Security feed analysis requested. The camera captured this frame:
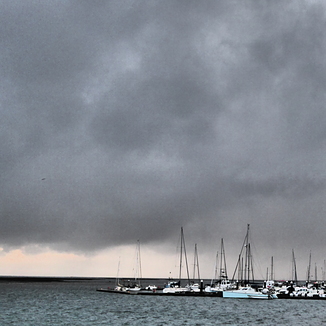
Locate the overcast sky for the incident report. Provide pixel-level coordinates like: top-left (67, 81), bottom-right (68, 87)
top-left (1, 0), bottom-right (326, 280)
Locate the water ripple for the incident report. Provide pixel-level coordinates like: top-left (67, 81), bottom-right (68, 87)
top-left (1, 281), bottom-right (326, 325)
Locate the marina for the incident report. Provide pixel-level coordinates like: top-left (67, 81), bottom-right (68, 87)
top-left (96, 225), bottom-right (326, 300)
top-left (96, 287), bottom-right (221, 296)
top-left (96, 279), bottom-right (326, 300)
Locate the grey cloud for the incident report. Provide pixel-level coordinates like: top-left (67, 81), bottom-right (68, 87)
top-left (1, 0), bottom-right (326, 276)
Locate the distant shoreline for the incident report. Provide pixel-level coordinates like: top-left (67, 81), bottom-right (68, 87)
top-left (0, 276), bottom-right (112, 282)
top-left (0, 276), bottom-right (312, 286)
top-left (0, 276), bottom-right (168, 283)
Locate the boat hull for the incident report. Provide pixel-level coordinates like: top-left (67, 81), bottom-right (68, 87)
top-left (223, 290), bottom-right (277, 299)
top-left (96, 288), bottom-right (221, 296)
top-left (223, 291), bottom-right (256, 299)
top-left (248, 293), bottom-right (277, 299)
top-left (277, 293), bottom-right (326, 300)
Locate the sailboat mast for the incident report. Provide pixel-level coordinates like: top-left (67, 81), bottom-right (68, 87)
top-left (116, 257), bottom-right (121, 286)
top-left (231, 224), bottom-right (250, 284)
top-left (292, 249), bottom-right (298, 284)
top-left (244, 246), bottom-right (248, 283)
top-left (248, 243), bottom-right (254, 283)
top-left (213, 251), bottom-right (218, 284)
top-left (219, 238), bottom-right (228, 280)
top-left (231, 253), bottom-right (240, 282)
top-left (193, 243), bottom-right (200, 282)
top-left (137, 240), bottom-right (142, 286)
top-left (315, 263), bottom-right (317, 282)
top-left (179, 227), bottom-right (190, 284)
top-left (232, 224), bottom-right (253, 283)
top-left (244, 224), bottom-right (250, 284)
top-left (179, 228), bottom-right (183, 282)
top-left (240, 256), bottom-right (243, 283)
top-left (183, 229), bottom-right (190, 283)
top-left (307, 251), bottom-right (312, 283)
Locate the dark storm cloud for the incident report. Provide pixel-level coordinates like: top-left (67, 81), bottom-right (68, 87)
top-left (1, 0), bottom-right (326, 273)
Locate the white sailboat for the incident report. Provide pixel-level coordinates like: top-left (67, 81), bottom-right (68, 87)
top-left (115, 240), bottom-right (142, 292)
top-left (189, 243), bottom-right (201, 292)
top-left (126, 240), bottom-right (142, 292)
top-left (205, 238), bottom-right (235, 293)
top-left (223, 224), bottom-right (277, 299)
top-left (163, 227), bottom-right (192, 293)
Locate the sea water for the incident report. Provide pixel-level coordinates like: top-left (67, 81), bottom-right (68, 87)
top-left (1, 279), bottom-right (326, 325)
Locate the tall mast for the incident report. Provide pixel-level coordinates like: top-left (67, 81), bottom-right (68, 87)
top-left (137, 240), bottom-right (142, 286)
top-left (210, 251), bottom-right (219, 286)
top-left (266, 257), bottom-right (273, 281)
top-left (192, 243), bottom-right (200, 282)
top-left (232, 253), bottom-right (242, 282)
top-left (179, 228), bottom-right (183, 282)
top-left (244, 224), bottom-right (250, 284)
top-left (315, 263), bottom-right (317, 282)
top-left (219, 238), bottom-right (228, 280)
top-left (214, 251), bottom-right (219, 282)
top-left (292, 249), bottom-right (298, 284)
top-left (240, 256), bottom-right (243, 283)
top-left (248, 243), bottom-right (254, 283)
top-left (231, 224), bottom-right (251, 284)
top-left (132, 240), bottom-right (143, 287)
top-left (179, 227), bottom-right (190, 284)
top-left (116, 257), bottom-right (121, 286)
top-left (307, 251), bottom-right (312, 283)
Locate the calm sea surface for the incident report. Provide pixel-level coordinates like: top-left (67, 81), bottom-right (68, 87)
top-left (1, 279), bottom-right (326, 325)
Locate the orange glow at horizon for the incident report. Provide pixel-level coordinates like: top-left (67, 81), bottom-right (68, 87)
top-left (0, 245), bottom-right (183, 278)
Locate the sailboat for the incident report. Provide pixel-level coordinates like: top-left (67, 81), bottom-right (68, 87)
top-left (189, 243), bottom-right (201, 292)
top-left (205, 238), bottom-right (235, 294)
top-left (223, 225), bottom-right (277, 299)
top-left (163, 227), bottom-right (192, 293)
top-left (306, 251), bottom-right (312, 287)
top-left (125, 240), bottom-right (142, 292)
top-left (276, 249), bottom-right (298, 297)
top-left (114, 240), bottom-right (142, 292)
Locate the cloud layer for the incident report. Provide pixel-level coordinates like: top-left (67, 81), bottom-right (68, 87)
top-left (1, 1), bottom-right (326, 276)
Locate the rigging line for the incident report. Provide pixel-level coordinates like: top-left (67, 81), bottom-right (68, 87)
top-left (181, 227), bottom-right (190, 283)
top-left (210, 251), bottom-right (218, 286)
top-left (247, 227), bottom-right (266, 281)
top-left (231, 224), bottom-right (250, 281)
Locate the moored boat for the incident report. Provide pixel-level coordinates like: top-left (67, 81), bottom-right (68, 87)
top-left (223, 286), bottom-right (277, 299)
top-left (162, 280), bottom-right (191, 293)
top-left (223, 286), bottom-right (257, 298)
